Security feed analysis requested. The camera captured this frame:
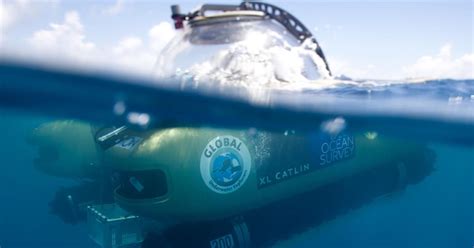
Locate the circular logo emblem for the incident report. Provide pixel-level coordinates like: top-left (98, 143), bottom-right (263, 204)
top-left (200, 136), bottom-right (251, 194)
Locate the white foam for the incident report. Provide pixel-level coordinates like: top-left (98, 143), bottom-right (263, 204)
top-left (166, 31), bottom-right (342, 102)
top-left (186, 32), bottom-right (320, 87)
top-left (157, 28), bottom-right (442, 104)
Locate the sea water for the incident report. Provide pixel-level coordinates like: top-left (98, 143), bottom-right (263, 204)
top-left (0, 63), bottom-right (473, 247)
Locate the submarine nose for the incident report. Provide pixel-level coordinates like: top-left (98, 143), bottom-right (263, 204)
top-left (28, 121), bottom-right (100, 178)
top-left (28, 125), bottom-right (61, 175)
top-left (32, 141), bottom-right (60, 173)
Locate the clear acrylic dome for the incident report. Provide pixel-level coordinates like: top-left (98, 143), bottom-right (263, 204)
top-left (154, 16), bottom-right (330, 87)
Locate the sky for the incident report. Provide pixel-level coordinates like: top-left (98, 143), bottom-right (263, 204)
top-left (0, 0), bottom-right (473, 80)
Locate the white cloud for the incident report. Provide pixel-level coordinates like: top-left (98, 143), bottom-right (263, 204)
top-left (148, 22), bottom-right (175, 53)
top-left (113, 36), bottom-right (143, 54)
top-left (24, 10), bottom-right (176, 76)
top-left (402, 44), bottom-right (474, 79)
top-left (109, 23), bottom-right (176, 74)
top-left (29, 11), bottom-right (96, 62)
top-left (0, 0), bottom-right (33, 33)
top-left (329, 58), bottom-right (377, 79)
top-left (102, 0), bottom-right (125, 16)
top-left (111, 36), bottom-right (155, 73)
top-left (330, 44), bottom-right (473, 80)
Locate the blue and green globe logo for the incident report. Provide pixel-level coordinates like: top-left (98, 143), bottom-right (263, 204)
top-left (210, 152), bottom-right (243, 187)
top-left (200, 135), bottom-right (251, 194)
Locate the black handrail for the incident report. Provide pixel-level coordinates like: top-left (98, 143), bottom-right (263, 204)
top-left (171, 1), bottom-right (332, 76)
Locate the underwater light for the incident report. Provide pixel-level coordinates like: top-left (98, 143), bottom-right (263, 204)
top-left (365, 131), bottom-right (379, 140)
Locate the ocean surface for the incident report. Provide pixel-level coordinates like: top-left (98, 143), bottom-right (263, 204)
top-left (0, 62), bottom-right (473, 247)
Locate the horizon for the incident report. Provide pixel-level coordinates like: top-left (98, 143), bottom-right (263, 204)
top-left (1, 0), bottom-right (473, 80)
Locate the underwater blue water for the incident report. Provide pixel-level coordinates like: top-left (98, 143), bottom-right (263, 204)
top-left (0, 63), bottom-right (473, 247)
top-left (276, 143), bottom-right (473, 248)
top-left (0, 112), bottom-right (96, 248)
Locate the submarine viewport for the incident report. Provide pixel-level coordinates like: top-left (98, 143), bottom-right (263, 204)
top-left (155, 1), bottom-right (333, 87)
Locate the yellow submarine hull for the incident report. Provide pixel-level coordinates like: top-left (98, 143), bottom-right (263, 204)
top-left (30, 121), bottom-right (431, 222)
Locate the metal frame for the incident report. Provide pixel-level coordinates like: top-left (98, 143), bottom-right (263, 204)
top-left (171, 1), bottom-right (332, 76)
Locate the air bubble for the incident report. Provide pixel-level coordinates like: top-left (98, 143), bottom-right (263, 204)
top-left (127, 112), bottom-right (150, 126)
top-left (113, 101), bottom-right (126, 115)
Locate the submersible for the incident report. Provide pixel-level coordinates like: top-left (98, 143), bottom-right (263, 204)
top-left (28, 2), bottom-right (435, 248)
